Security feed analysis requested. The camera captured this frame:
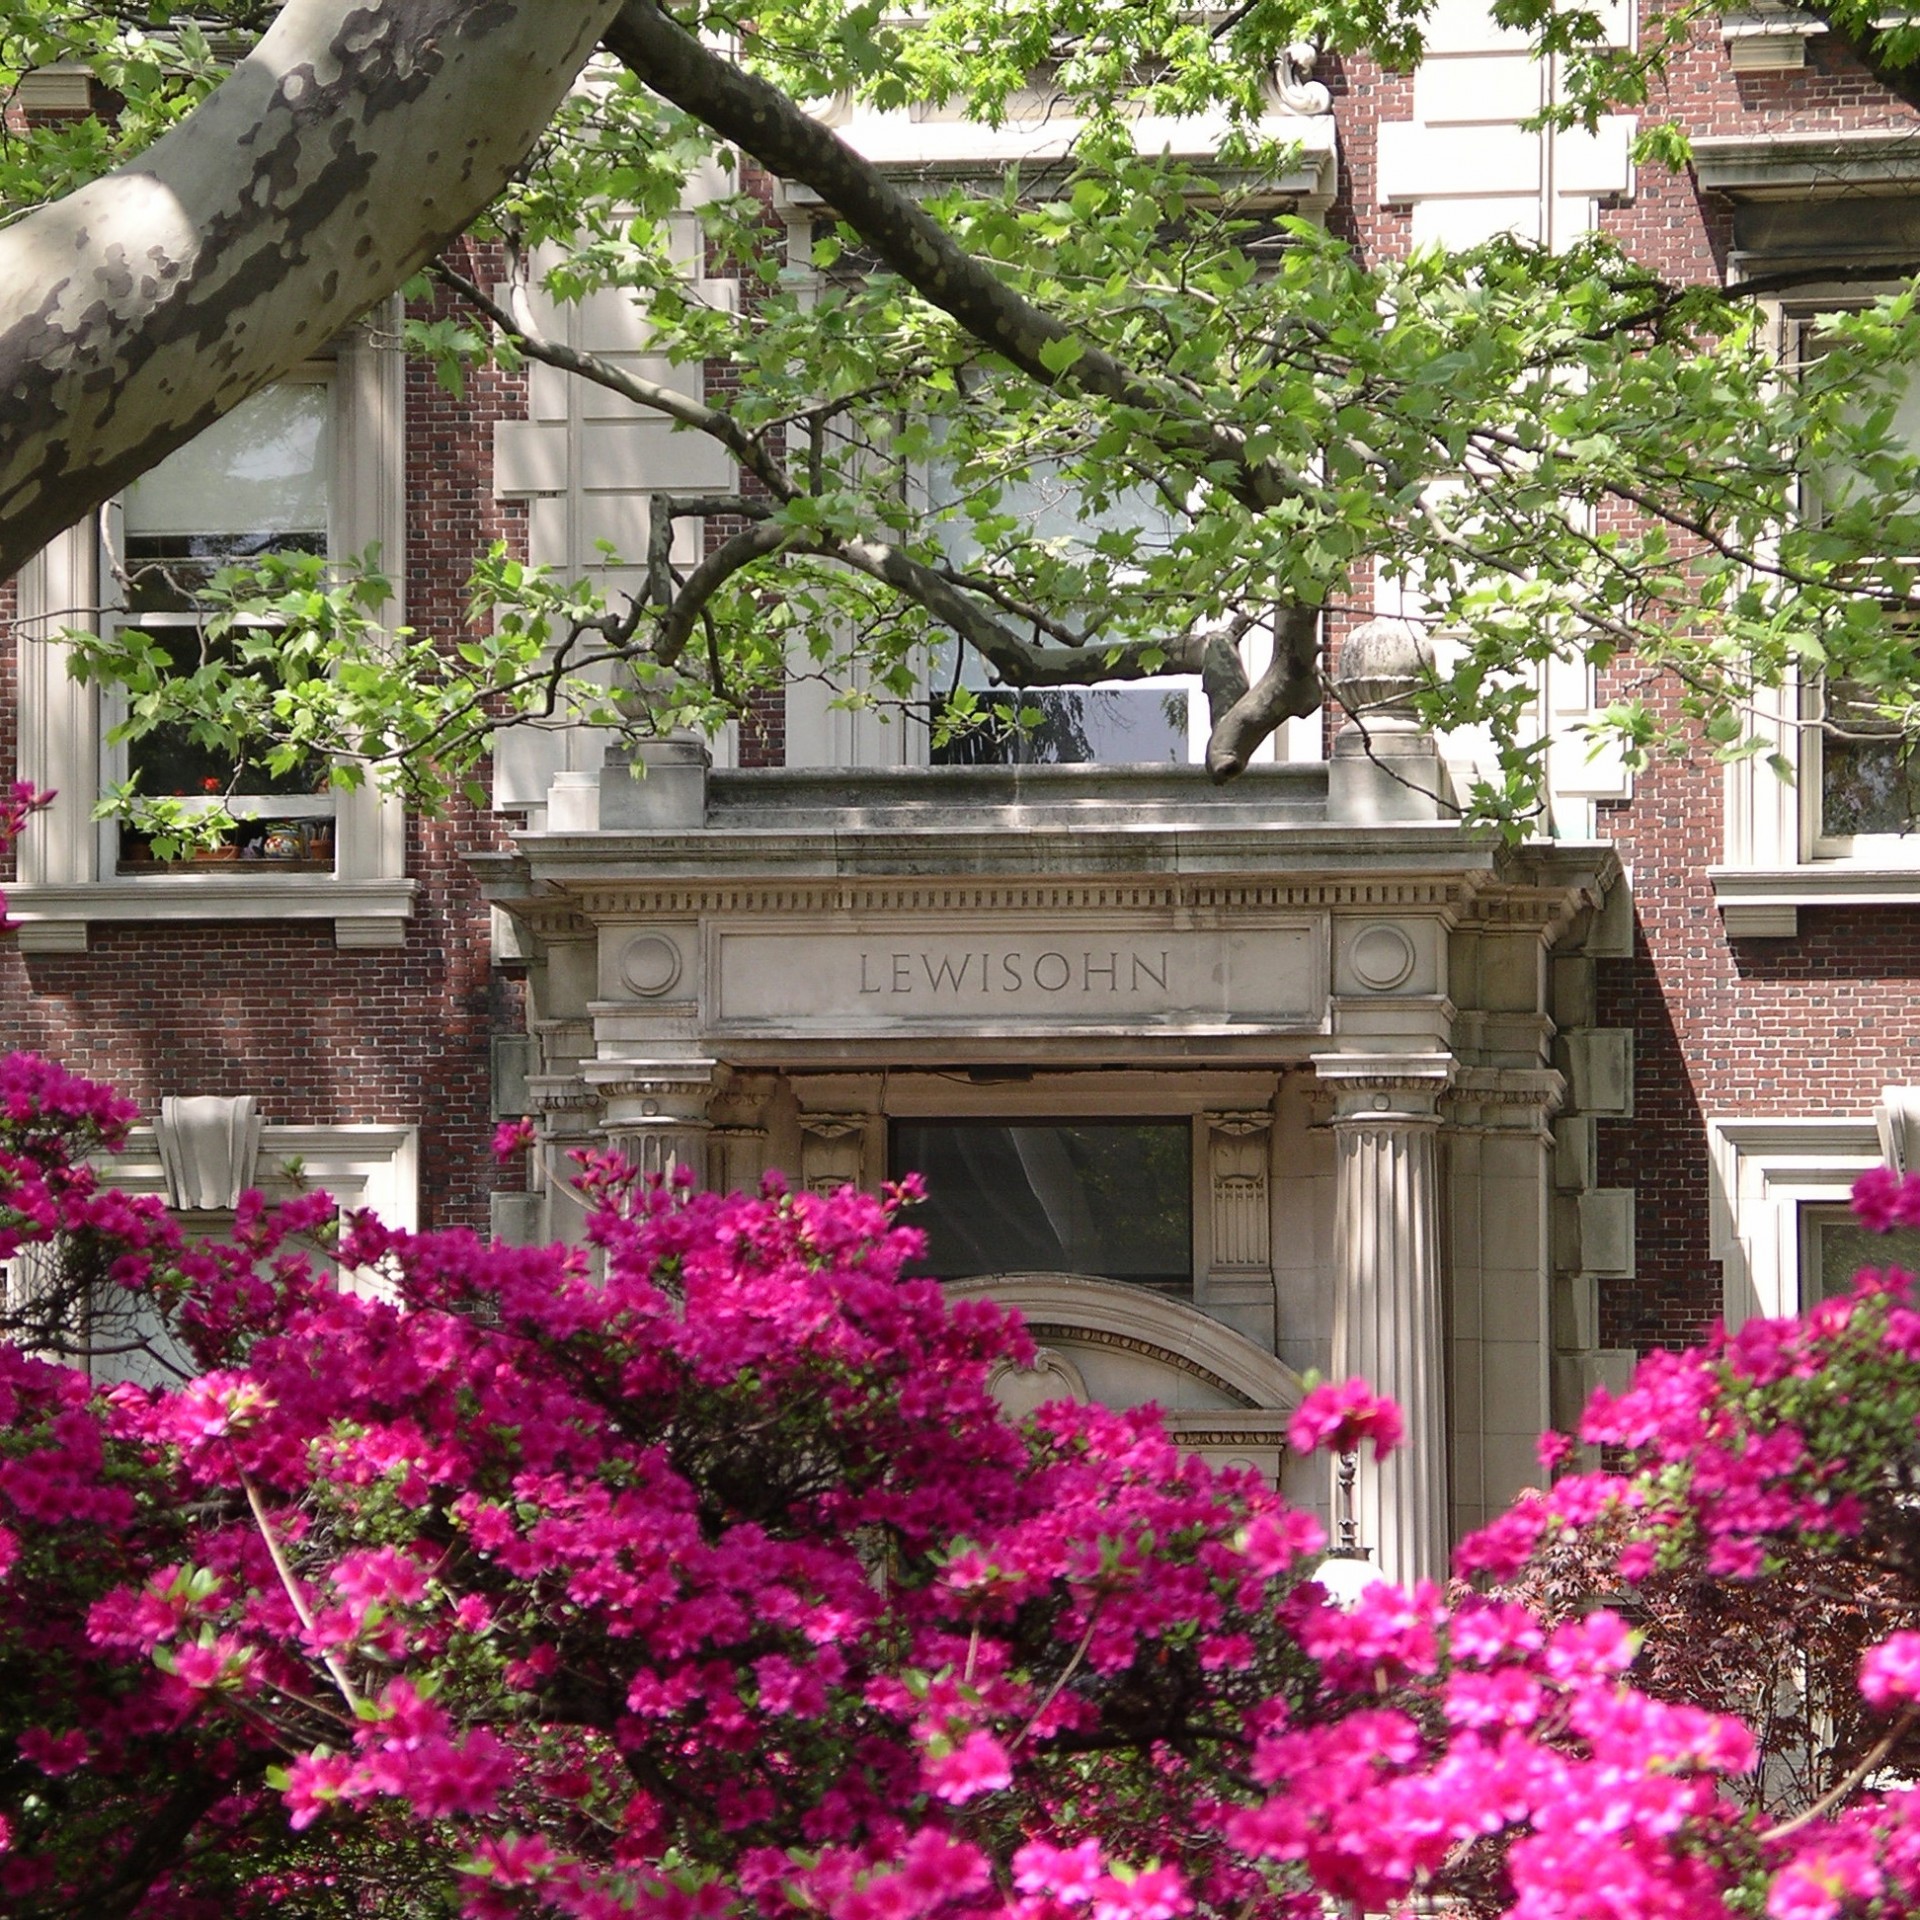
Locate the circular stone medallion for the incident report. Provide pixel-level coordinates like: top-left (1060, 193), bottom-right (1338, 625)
top-left (619, 933), bottom-right (683, 998)
top-left (1349, 922), bottom-right (1417, 993)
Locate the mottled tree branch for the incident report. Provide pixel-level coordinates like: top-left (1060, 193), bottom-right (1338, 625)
top-left (0, 0), bottom-right (621, 579)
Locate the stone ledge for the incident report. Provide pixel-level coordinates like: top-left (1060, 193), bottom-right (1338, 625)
top-left (1710, 864), bottom-right (1920, 938)
top-left (1693, 127), bottom-right (1920, 195)
top-left (3, 878), bottom-right (417, 953)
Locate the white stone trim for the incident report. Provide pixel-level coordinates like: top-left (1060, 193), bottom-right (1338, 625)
top-left (1708, 865), bottom-right (1920, 938)
top-left (945, 1270), bottom-right (1306, 1409)
top-left (782, 107), bottom-right (1339, 218)
top-left (1693, 128), bottom-right (1920, 195)
top-left (1720, 6), bottom-right (1827, 72)
top-left (14, 64), bottom-right (94, 111)
top-left (104, 1122), bottom-right (421, 1233)
top-left (8, 308), bottom-right (411, 952)
top-left (1707, 1114), bottom-right (1880, 1325)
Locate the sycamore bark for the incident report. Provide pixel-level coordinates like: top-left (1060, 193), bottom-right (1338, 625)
top-left (0, 0), bottom-right (620, 582)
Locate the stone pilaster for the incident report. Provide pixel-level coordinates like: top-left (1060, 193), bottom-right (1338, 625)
top-left (525, 1075), bottom-right (603, 1244)
top-left (1312, 1053), bottom-right (1454, 1586)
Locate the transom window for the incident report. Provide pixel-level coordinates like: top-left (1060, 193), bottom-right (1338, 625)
top-left (1800, 1204), bottom-right (1920, 1306)
top-left (890, 1118), bottom-right (1193, 1295)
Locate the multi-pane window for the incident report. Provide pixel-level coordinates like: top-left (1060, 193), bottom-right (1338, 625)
top-left (925, 453), bottom-right (1207, 767)
top-left (890, 1118), bottom-right (1194, 1295)
top-left (1815, 679), bottom-right (1920, 843)
top-left (109, 377), bottom-right (336, 870)
top-left (1793, 315), bottom-right (1920, 852)
top-left (1800, 1205), bottom-right (1920, 1306)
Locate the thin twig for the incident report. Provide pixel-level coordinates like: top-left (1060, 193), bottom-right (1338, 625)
top-left (1010, 1606), bottom-right (1100, 1750)
top-left (1760, 1705), bottom-right (1920, 1843)
top-left (240, 1469), bottom-right (365, 1716)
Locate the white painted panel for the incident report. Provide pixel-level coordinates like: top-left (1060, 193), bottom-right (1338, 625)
top-left (1414, 53), bottom-right (1544, 125)
top-left (575, 493), bottom-right (703, 565)
top-left (1547, 728), bottom-right (1632, 801)
top-left (1380, 122), bottom-right (1539, 201)
top-left (580, 420), bottom-right (735, 491)
top-left (1411, 195), bottom-right (1543, 247)
top-left (529, 358), bottom-right (572, 423)
top-left (528, 496), bottom-right (571, 568)
top-left (576, 355), bottom-right (704, 421)
top-left (572, 286), bottom-right (657, 355)
top-left (1421, 0), bottom-right (1530, 54)
top-left (1552, 116), bottom-right (1634, 196)
top-left (494, 419), bottom-right (569, 497)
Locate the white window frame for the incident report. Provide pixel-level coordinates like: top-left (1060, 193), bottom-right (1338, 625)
top-left (99, 367), bottom-right (339, 876)
top-left (9, 305), bottom-right (413, 952)
top-left (1707, 257), bottom-right (1920, 930)
top-left (1709, 1113), bottom-right (1883, 1326)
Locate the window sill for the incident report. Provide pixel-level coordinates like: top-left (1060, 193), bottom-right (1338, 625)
top-left (1708, 863), bottom-right (1920, 937)
top-left (3, 876), bottom-right (417, 953)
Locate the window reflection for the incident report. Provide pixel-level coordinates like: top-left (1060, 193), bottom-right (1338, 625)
top-left (891, 1120), bottom-right (1192, 1295)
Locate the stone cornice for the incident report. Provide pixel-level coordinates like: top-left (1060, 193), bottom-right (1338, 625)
top-left (1693, 127), bottom-right (1920, 196)
top-left (476, 869), bottom-right (1608, 935)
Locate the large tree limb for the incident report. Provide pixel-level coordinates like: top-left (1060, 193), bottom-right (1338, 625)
top-left (0, 0), bottom-right (621, 580)
top-left (1203, 603), bottom-right (1321, 779)
top-left (601, 0), bottom-right (1316, 515)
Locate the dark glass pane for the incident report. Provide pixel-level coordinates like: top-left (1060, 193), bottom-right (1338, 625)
top-left (1811, 1221), bottom-right (1920, 1303)
top-left (122, 628), bottom-right (328, 800)
top-left (1823, 731), bottom-right (1920, 837)
top-left (125, 531), bottom-right (326, 614)
top-left (892, 1120), bottom-right (1192, 1294)
top-left (932, 688), bottom-right (1189, 766)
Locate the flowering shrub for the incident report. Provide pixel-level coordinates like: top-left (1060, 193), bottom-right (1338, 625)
top-left (5, 798), bottom-right (1920, 1919)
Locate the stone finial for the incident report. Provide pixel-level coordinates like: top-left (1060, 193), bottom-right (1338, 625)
top-left (1332, 616), bottom-right (1435, 734)
top-left (1327, 617), bottom-right (1451, 824)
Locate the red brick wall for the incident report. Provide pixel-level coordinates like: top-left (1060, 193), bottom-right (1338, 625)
top-left (11, 15), bottom-right (1920, 1309)
top-left (1585, 20), bottom-right (1920, 1351)
top-left (1, 251), bottom-right (531, 1234)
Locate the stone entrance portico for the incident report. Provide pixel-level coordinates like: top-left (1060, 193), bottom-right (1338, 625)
top-left (480, 743), bottom-right (1621, 1584)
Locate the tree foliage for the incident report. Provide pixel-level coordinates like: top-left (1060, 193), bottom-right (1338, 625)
top-left (10, 0), bottom-right (1920, 828)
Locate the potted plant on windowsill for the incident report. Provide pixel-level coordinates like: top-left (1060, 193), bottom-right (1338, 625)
top-left (99, 782), bottom-right (246, 869)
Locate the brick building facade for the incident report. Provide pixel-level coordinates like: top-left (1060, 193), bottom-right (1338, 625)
top-left (8, 2), bottom-right (1920, 1581)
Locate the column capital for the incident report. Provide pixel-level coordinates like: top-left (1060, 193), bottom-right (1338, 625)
top-left (1445, 1066), bottom-right (1566, 1139)
top-left (1310, 1050), bottom-right (1455, 1123)
top-left (587, 1058), bottom-right (719, 1186)
top-left (524, 1074), bottom-right (601, 1121)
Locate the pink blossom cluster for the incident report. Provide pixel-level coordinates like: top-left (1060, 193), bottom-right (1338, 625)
top-left (1285, 1377), bottom-right (1403, 1458)
top-left (7, 1015), bottom-right (1920, 1920)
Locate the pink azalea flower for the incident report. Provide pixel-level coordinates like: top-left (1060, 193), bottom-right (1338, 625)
top-left (1286, 1379), bottom-right (1403, 1459)
top-left (17, 1727), bottom-right (88, 1776)
top-left (923, 1729), bottom-right (1012, 1804)
top-left (1860, 1631), bottom-right (1920, 1711)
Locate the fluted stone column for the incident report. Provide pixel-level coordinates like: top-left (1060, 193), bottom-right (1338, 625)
top-left (1314, 1055), bottom-right (1454, 1586)
top-left (592, 1061), bottom-right (718, 1187)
